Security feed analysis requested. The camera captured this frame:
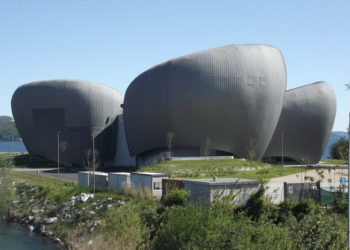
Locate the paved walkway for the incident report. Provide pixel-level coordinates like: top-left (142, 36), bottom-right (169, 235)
top-left (13, 168), bottom-right (78, 182)
top-left (269, 168), bottom-right (348, 186)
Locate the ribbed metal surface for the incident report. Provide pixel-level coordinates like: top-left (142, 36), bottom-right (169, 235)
top-left (124, 44), bottom-right (287, 159)
top-left (11, 79), bottom-right (123, 166)
top-left (264, 81), bottom-right (336, 163)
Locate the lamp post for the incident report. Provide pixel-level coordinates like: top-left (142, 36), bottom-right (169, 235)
top-left (92, 130), bottom-right (96, 194)
top-left (281, 129), bottom-right (284, 169)
top-left (57, 131), bottom-right (61, 180)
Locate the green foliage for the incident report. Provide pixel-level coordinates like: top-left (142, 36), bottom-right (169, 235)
top-left (161, 188), bottom-right (189, 207)
top-left (331, 137), bottom-right (349, 160)
top-left (0, 116), bottom-right (20, 141)
top-left (294, 213), bottom-right (347, 250)
top-left (244, 186), bottom-right (270, 221)
top-left (153, 204), bottom-right (208, 249)
top-left (292, 199), bottom-right (318, 218)
top-left (333, 190), bottom-right (347, 215)
top-left (100, 203), bottom-right (150, 248)
top-left (0, 169), bottom-right (16, 215)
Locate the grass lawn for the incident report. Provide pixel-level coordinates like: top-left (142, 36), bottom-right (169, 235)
top-left (138, 159), bottom-right (305, 181)
top-left (1, 153), bottom-right (59, 168)
top-left (319, 159), bottom-right (347, 165)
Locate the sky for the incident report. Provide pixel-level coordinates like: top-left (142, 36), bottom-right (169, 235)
top-left (0, 0), bottom-right (349, 131)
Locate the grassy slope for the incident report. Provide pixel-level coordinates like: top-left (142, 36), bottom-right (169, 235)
top-left (319, 159), bottom-right (347, 165)
top-left (138, 159), bottom-right (305, 181)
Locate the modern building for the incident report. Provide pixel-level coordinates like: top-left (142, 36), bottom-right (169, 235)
top-left (11, 79), bottom-right (124, 166)
top-left (123, 44), bottom-right (287, 165)
top-left (11, 45), bottom-right (337, 168)
top-left (263, 81), bottom-right (336, 164)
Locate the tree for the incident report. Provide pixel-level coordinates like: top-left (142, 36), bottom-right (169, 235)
top-left (85, 148), bottom-right (101, 192)
top-left (331, 137), bottom-right (348, 160)
top-left (0, 116), bottom-right (20, 141)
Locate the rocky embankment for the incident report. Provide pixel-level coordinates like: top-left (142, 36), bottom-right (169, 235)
top-left (5, 184), bottom-right (126, 249)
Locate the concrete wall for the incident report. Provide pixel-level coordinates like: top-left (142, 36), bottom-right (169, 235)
top-left (184, 181), bottom-right (259, 206)
top-left (264, 183), bottom-right (284, 204)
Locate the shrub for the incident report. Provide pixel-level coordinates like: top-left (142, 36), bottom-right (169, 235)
top-left (333, 190), bottom-right (347, 215)
top-left (100, 203), bottom-right (150, 249)
top-left (244, 186), bottom-right (269, 221)
top-left (294, 213), bottom-right (347, 249)
top-left (161, 188), bottom-right (189, 207)
top-left (292, 199), bottom-right (318, 218)
top-left (153, 205), bottom-right (208, 249)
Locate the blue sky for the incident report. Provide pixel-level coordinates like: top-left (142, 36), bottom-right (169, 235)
top-left (1, 0), bottom-right (349, 131)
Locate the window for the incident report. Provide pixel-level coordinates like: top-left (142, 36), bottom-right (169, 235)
top-left (153, 181), bottom-right (161, 190)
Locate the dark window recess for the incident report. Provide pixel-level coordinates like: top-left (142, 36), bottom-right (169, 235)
top-left (32, 108), bottom-right (65, 129)
top-left (105, 116), bottom-right (110, 125)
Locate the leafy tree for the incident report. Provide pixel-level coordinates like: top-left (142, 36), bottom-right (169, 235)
top-left (331, 137), bottom-right (348, 160)
top-left (0, 116), bottom-right (20, 141)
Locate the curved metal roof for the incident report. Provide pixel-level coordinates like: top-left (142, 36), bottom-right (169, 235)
top-left (264, 81), bottom-right (336, 163)
top-left (11, 79), bottom-right (123, 165)
top-left (124, 44), bottom-right (287, 159)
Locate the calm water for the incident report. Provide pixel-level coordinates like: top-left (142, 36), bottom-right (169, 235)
top-left (0, 141), bottom-right (27, 153)
top-left (0, 220), bottom-right (61, 250)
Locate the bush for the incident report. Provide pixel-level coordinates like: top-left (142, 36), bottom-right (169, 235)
top-left (294, 213), bottom-right (347, 249)
top-left (244, 186), bottom-right (270, 221)
top-left (333, 190), bottom-right (347, 215)
top-left (100, 203), bottom-right (150, 249)
top-left (161, 188), bottom-right (189, 207)
top-left (153, 205), bottom-right (208, 249)
top-left (292, 199), bottom-right (318, 218)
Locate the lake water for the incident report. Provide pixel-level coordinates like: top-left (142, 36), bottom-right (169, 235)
top-left (0, 220), bottom-right (61, 250)
top-left (0, 141), bottom-right (27, 153)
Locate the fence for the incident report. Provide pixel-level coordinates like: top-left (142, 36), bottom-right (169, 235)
top-left (284, 181), bottom-right (320, 203)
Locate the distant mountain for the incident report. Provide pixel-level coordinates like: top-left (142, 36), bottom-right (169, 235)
top-left (0, 116), bottom-right (13, 122)
top-left (0, 116), bottom-right (20, 141)
top-left (322, 131), bottom-right (349, 159)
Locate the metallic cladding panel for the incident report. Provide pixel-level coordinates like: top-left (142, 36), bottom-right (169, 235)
top-left (11, 79), bottom-right (123, 165)
top-left (264, 81), bottom-right (336, 164)
top-left (124, 45), bottom-right (287, 159)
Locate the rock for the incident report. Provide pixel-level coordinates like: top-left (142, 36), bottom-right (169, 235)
top-left (11, 200), bottom-right (19, 204)
top-left (107, 204), bottom-right (112, 209)
top-left (44, 217), bottom-right (57, 224)
top-left (54, 237), bottom-right (63, 244)
top-left (89, 226), bottom-right (94, 233)
top-left (88, 211), bottom-right (96, 216)
top-left (76, 193), bottom-right (94, 203)
top-left (28, 225), bottom-right (34, 232)
top-left (88, 240), bottom-right (94, 246)
top-left (63, 200), bottom-right (75, 207)
top-left (107, 197), bottom-right (113, 201)
top-left (117, 200), bottom-right (125, 206)
top-left (31, 209), bottom-right (40, 214)
top-left (40, 225), bottom-right (46, 234)
top-left (28, 216), bottom-right (34, 221)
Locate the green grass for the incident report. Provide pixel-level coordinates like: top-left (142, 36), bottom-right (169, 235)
top-left (319, 159), bottom-right (347, 165)
top-left (138, 159), bottom-right (305, 181)
top-left (0, 153), bottom-right (60, 168)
